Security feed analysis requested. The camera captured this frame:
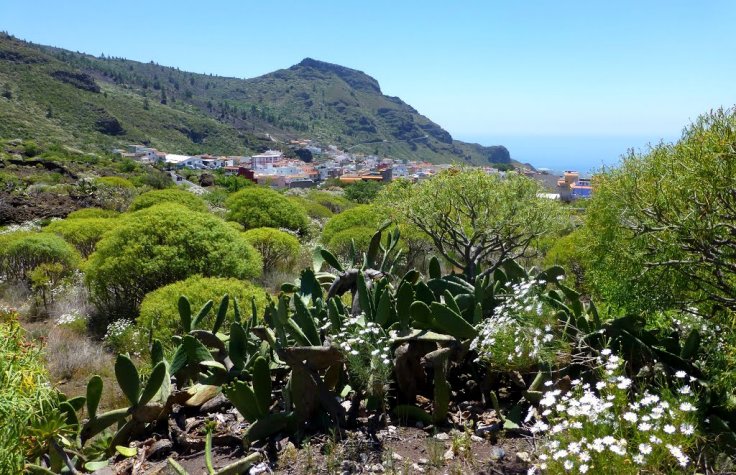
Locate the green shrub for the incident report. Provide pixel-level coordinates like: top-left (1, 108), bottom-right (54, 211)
top-left (43, 217), bottom-right (119, 257)
top-left (85, 204), bottom-right (262, 324)
top-left (343, 180), bottom-right (384, 204)
top-left (326, 226), bottom-right (376, 261)
top-left (307, 191), bottom-right (353, 213)
top-left (288, 196), bottom-right (333, 220)
top-left (95, 176), bottom-right (134, 188)
top-left (137, 275), bottom-right (267, 345)
top-left (243, 227), bottom-right (302, 273)
top-left (0, 308), bottom-right (57, 473)
top-left (128, 188), bottom-right (207, 212)
top-left (0, 232), bottom-right (80, 282)
top-left (321, 205), bottom-right (387, 245)
top-left (66, 208), bottom-right (120, 219)
top-left (225, 186), bottom-right (309, 233)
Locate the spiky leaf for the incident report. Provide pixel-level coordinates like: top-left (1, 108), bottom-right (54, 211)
top-left (212, 294), bottom-right (229, 334)
top-left (86, 375), bottom-right (103, 420)
top-left (178, 295), bottom-right (192, 332)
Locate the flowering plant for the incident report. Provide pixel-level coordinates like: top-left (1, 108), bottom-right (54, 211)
top-left (527, 350), bottom-right (698, 474)
top-left (471, 277), bottom-right (567, 372)
top-left (331, 313), bottom-right (393, 403)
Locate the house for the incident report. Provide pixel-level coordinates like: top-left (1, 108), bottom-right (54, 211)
top-left (165, 154), bottom-right (202, 169)
top-left (251, 150), bottom-right (283, 168)
top-left (557, 171), bottom-right (592, 201)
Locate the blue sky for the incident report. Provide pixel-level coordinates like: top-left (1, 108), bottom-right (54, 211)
top-left (1, 1), bottom-right (734, 169)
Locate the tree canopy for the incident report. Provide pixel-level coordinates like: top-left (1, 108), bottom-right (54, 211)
top-left (379, 170), bottom-right (564, 280)
top-left (0, 232), bottom-right (81, 283)
top-left (43, 217), bottom-right (119, 257)
top-left (584, 107), bottom-right (736, 313)
top-left (85, 204), bottom-right (262, 324)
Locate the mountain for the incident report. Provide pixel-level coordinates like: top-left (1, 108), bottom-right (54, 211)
top-left (0, 33), bottom-right (511, 165)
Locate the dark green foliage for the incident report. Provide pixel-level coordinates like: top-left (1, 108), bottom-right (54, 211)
top-left (343, 180), bottom-right (384, 204)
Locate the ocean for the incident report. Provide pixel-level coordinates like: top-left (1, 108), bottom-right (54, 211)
top-left (456, 134), bottom-right (678, 175)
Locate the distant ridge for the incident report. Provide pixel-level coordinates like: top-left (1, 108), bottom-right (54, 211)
top-left (0, 33), bottom-right (512, 165)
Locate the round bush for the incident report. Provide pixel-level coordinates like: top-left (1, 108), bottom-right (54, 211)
top-left (243, 227), bottom-right (302, 273)
top-left (225, 187), bottom-right (309, 233)
top-left (44, 218), bottom-right (119, 257)
top-left (321, 205), bottom-right (386, 245)
top-left (95, 176), bottom-right (134, 188)
top-left (288, 196), bottom-right (333, 220)
top-left (326, 226), bottom-right (377, 261)
top-left (85, 204), bottom-right (262, 323)
top-left (0, 232), bottom-right (80, 282)
top-left (137, 275), bottom-right (267, 345)
top-left (66, 208), bottom-right (120, 219)
top-left (307, 191), bottom-right (353, 214)
top-left (128, 188), bottom-right (207, 213)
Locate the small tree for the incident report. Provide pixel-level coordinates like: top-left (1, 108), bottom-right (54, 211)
top-left (44, 217), bottom-right (119, 257)
top-left (0, 232), bottom-right (80, 283)
top-left (380, 170), bottom-right (565, 280)
top-left (343, 180), bottom-right (383, 204)
top-left (584, 107), bottom-right (736, 313)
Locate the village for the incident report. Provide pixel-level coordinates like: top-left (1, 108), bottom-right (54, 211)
top-left (114, 140), bottom-right (591, 200)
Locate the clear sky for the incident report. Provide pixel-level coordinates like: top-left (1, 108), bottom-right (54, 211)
top-left (1, 1), bottom-right (734, 170)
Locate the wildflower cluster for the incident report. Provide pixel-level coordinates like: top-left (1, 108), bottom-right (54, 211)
top-left (471, 277), bottom-right (562, 372)
top-left (527, 350), bottom-right (698, 474)
top-left (331, 314), bottom-right (393, 400)
top-left (104, 319), bottom-right (144, 355)
top-left (55, 311), bottom-right (86, 332)
top-left (0, 220), bottom-right (43, 235)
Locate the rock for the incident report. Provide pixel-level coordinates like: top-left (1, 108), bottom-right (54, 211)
top-left (341, 460), bottom-right (360, 473)
top-left (434, 432), bottom-right (450, 441)
top-left (516, 451), bottom-right (531, 463)
top-left (418, 458), bottom-right (429, 465)
top-left (475, 422), bottom-right (502, 437)
top-left (392, 452), bottom-right (403, 462)
top-left (414, 421), bottom-right (424, 429)
top-left (201, 393), bottom-right (231, 413)
top-left (369, 464), bottom-right (385, 473)
top-left (199, 173), bottom-right (215, 187)
top-left (147, 439), bottom-right (173, 460)
top-left (489, 447), bottom-right (506, 460)
top-left (443, 448), bottom-right (455, 461)
top-left (412, 463), bottom-right (425, 473)
top-left (387, 425), bottom-right (397, 433)
top-left (471, 435), bottom-right (484, 442)
top-left (249, 462), bottom-right (270, 474)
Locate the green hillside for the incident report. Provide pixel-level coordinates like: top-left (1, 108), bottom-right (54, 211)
top-left (0, 33), bottom-right (511, 165)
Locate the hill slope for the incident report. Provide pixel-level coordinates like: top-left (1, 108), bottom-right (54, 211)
top-left (0, 33), bottom-right (510, 165)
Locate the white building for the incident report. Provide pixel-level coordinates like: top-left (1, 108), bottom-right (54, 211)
top-left (251, 150), bottom-right (283, 168)
top-left (165, 154), bottom-right (202, 169)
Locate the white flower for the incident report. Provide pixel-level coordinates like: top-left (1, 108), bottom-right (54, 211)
top-left (638, 443), bottom-right (652, 455)
top-left (638, 422), bottom-right (652, 431)
top-left (680, 423), bottom-right (695, 435)
top-left (675, 370), bottom-right (687, 379)
top-left (579, 464), bottom-right (589, 473)
top-left (563, 460), bottom-right (574, 470)
top-left (679, 402), bottom-right (696, 412)
top-left (623, 412), bottom-right (638, 423)
top-left (664, 424), bottom-right (676, 434)
top-left (633, 454), bottom-right (645, 464)
top-left (667, 444), bottom-right (689, 467)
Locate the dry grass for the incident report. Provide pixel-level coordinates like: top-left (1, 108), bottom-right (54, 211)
top-left (45, 326), bottom-right (109, 381)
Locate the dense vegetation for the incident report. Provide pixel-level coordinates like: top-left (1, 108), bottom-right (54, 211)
top-left (1, 109), bottom-right (735, 474)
